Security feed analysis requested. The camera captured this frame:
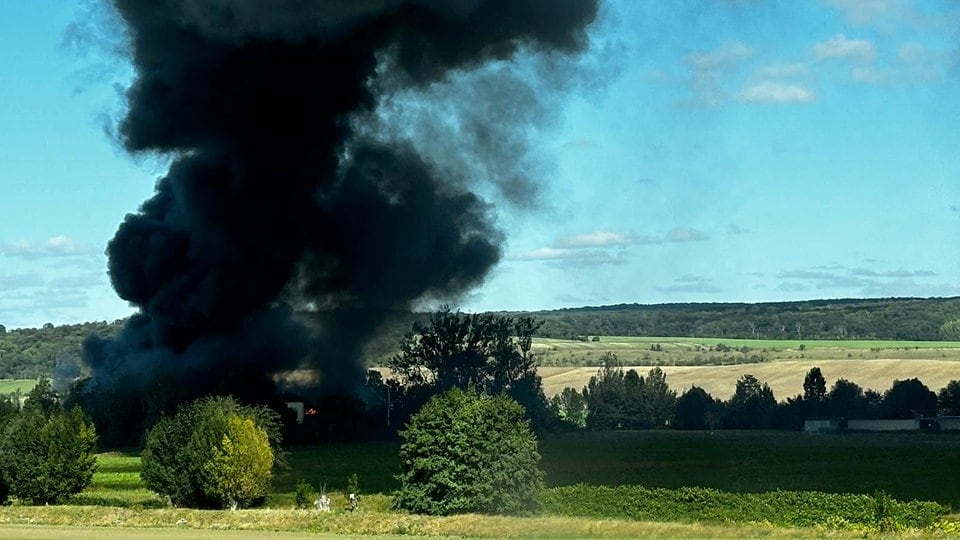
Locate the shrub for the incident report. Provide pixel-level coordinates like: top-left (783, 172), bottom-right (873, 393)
top-left (140, 396), bottom-right (280, 509)
top-left (0, 407), bottom-right (98, 504)
top-left (540, 484), bottom-right (944, 530)
top-left (393, 388), bottom-right (544, 516)
top-left (294, 480), bottom-right (316, 509)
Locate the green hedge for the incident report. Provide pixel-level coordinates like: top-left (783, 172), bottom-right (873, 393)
top-left (541, 484), bottom-right (944, 530)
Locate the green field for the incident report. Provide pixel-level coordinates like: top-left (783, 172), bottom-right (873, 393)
top-left (0, 379), bottom-right (37, 395)
top-left (1, 430), bottom-right (958, 537)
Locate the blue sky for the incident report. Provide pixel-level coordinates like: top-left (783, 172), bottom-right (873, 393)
top-left (1, 1), bottom-right (959, 328)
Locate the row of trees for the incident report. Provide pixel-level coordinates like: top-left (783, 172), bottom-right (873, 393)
top-left (529, 297), bottom-right (960, 341)
top-left (549, 355), bottom-right (960, 431)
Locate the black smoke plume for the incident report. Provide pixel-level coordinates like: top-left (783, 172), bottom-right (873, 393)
top-left (79, 0), bottom-right (598, 439)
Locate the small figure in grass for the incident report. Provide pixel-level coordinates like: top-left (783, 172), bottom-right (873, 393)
top-left (314, 483), bottom-right (331, 511)
top-left (346, 473), bottom-right (360, 511)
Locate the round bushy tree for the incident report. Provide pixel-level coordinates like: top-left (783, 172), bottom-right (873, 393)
top-left (393, 388), bottom-right (544, 515)
top-left (0, 407), bottom-right (98, 505)
top-left (140, 396), bottom-right (280, 508)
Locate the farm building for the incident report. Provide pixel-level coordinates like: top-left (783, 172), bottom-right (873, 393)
top-left (937, 416), bottom-right (960, 431)
top-left (846, 419), bottom-right (919, 431)
top-left (802, 418), bottom-right (841, 433)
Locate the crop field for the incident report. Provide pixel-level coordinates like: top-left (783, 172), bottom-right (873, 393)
top-left (0, 379), bottom-right (37, 395)
top-left (531, 336), bottom-right (960, 399)
top-left (1, 430), bottom-right (958, 538)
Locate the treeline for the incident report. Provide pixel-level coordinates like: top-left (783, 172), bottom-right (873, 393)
top-left (549, 354), bottom-right (960, 432)
top-left (514, 297), bottom-right (960, 341)
top-left (0, 321), bottom-right (122, 380)
top-left (3, 297), bottom-right (959, 381)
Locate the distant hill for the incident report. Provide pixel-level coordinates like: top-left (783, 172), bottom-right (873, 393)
top-left (2, 297), bottom-right (959, 380)
top-left (501, 297), bottom-right (960, 342)
top-left (0, 320), bottom-right (122, 380)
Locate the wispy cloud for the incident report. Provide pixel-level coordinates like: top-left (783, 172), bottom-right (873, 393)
top-left (556, 231), bottom-right (635, 248)
top-left (739, 81), bottom-right (816, 104)
top-left (683, 42), bottom-right (753, 106)
top-left (665, 227), bottom-right (709, 242)
top-left (813, 34), bottom-right (876, 63)
top-left (850, 267), bottom-right (936, 278)
top-left (516, 226), bottom-right (709, 266)
top-left (656, 274), bottom-right (723, 294)
top-left (778, 264), bottom-right (943, 292)
top-left (1, 236), bottom-right (92, 259)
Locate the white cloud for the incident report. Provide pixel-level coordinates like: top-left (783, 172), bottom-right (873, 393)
top-left (516, 247), bottom-right (572, 260)
top-left (557, 231), bottom-right (634, 248)
top-left (1, 236), bottom-right (91, 259)
top-left (813, 34), bottom-right (876, 63)
top-left (739, 81), bottom-right (816, 104)
top-left (666, 227), bottom-right (709, 242)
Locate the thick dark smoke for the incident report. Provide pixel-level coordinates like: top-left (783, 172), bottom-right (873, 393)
top-left (82, 0), bottom-right (598, 412)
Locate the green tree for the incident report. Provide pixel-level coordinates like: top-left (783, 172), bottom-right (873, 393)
top-left (550, 387), bottom-right (588, 429)
top-left (802, 367), bottom-right (827, 403)
top-left (725, 374), bottom-right (776, 429)
top-left (202, 415), bottom-right (274, 508)
top-left (22, 377), bottom-right (59, 417)
top-left (583, 354), bottom-right (627, 430)
top-left (388, 307), bottom-right (542, 393)
top-left (0, 407), bottom-right (97, 504)
top-left (882, 378), bottom-right (937, 419)
top-left (939, 319), bottom-right (960, 341)
top-left (644, 367), bottom-right (677, 428)
top-left (938, 380), bottom-right (960, 415)
top-left (388, 307), bottom-right (550, 430)
top-left (393, 388), bottom-right (544, 516)
top-left (140, 396), bottom-right (281, 509)
top-left (674, 386), bottom-right (719, 430)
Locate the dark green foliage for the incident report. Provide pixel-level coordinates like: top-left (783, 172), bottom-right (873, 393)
top-left (0, 320), bottom-right (122, 379)
top-left (882, 378), bottom-right (938, 419)
top-left (540, 484), bottom-right (944, 530)
top-left (388, 307), bottom-right (552, 432)
top-left (802, 367), bottom-right (827, 403)
top-left (393, 388), bottom-right (544, 515)
top-left (140, 396), bottom-right (281, 509)
top-left (526, 297), bottom-right (960, 341)
top-left (22, 377), bottom-right (59, 416)
top-left (582, 355), bottom-right (677, 430)
top-left (549, 387), bottom-right (588, 429)
top-left (724, 374), bottom-right (776, 429)
top-left (673, 386), bottom-right (720, 430)
top-left (938, 380), bottom-right (960, 415)
top-left (0, 407), bottom-right (98, 504)
top-left (294, 480), bottom-right (316, 508)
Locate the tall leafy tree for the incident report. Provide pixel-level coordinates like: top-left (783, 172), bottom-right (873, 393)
top-left (388, 307), bottom-right (550, 430)
top-left (802, 367), bottom-right (827, 403)
top-left (394, 388), bottom-right (543, 515)
top-left (882, 378), bottom-right (938, 419)
top-left (725, 374), bottom-right (776, 429)
top-left (674, 386), bottom-right (719, 430)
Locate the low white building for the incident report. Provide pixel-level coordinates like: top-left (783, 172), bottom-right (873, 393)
top-left (846, 419), bottom-right (918, 431)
